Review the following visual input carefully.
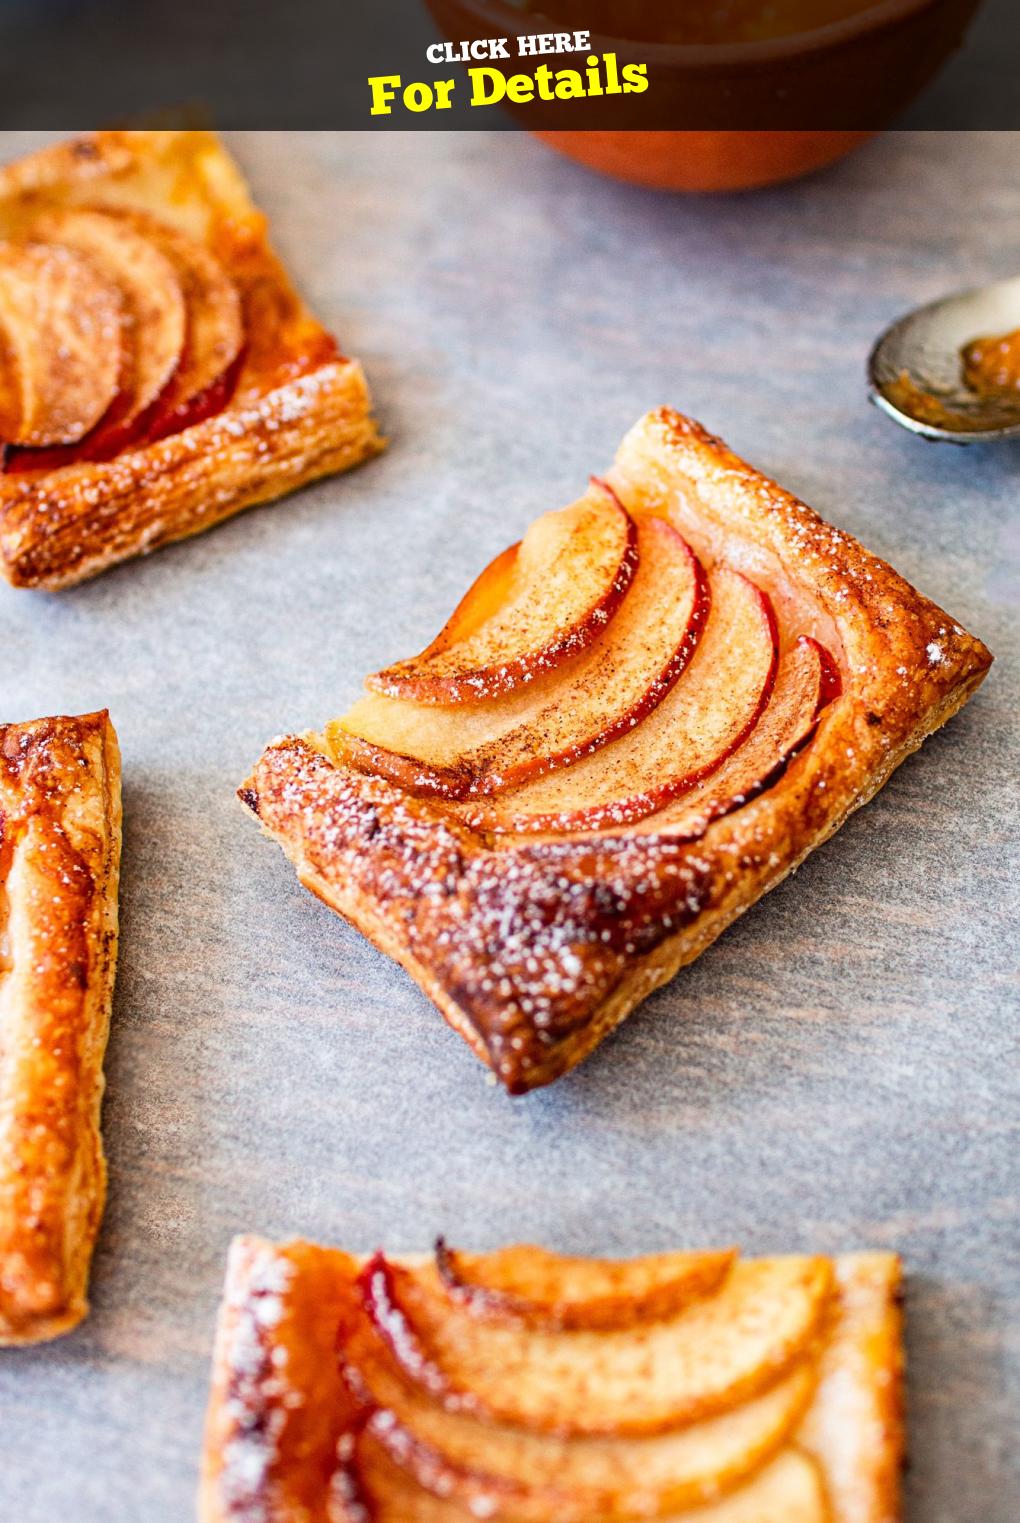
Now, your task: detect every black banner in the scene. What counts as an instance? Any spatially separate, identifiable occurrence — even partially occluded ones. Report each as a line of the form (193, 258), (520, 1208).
(0, 0), (1016, 129)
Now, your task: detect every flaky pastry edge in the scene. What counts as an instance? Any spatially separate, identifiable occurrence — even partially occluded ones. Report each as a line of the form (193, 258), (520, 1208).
(0, 709), (121, 1344)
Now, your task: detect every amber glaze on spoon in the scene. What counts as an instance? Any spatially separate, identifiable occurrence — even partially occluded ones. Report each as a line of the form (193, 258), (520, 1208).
(869, 274), (1020, 444)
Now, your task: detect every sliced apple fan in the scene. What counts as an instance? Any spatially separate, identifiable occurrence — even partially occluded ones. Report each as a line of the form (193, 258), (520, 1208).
(332, 486), (828, 826)
(242, 409), (992, 1091)
(336, 507), (710, 800)
(0, 204), (242, 467)
(201, 1237), (905, 1523)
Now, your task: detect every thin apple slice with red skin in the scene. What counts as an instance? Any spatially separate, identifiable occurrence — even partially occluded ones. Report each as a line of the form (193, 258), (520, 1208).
(359, 1252), (833, 1437)
(3, 208), (187, 472)
(368, 482), (639, 704)
(466, 566), (778, 836)
(340, 1297), (816, 1522)
(0, 241), (121, 446)
(365, 1368), (817, 1523)
(107, 209), (243, 442)
(331, 518), (709, 800)
(148, 342), (246, 441)
(6, 208), (245, 469)
(356, 1256), (453, 1406)
(330, 1429), (828, 1523)
(626, 637), (841, 841)
(434, 1240), (736, 1332)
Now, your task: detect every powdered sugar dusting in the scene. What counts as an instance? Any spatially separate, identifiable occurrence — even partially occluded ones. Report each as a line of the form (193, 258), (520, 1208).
(216, 1243), (297, 1519)
(249, 739), (716, 1092)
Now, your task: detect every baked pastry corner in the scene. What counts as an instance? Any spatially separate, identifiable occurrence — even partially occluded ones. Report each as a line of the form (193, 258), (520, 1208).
(200, 1235), (904, 1522)
(0, 709), (121, 1344)
(240, 408), (991, 1092)
(0, 130), (383, 589)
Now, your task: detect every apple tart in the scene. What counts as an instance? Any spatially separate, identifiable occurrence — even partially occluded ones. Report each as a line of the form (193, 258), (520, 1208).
(0, 130), (383, 589)
(0, 710), (121, 1344)
(240, 408), (992, 1092)
(200, 1235), (904, 1522)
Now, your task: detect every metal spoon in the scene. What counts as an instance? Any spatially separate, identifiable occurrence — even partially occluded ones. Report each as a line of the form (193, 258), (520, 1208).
(869, 274), (1020, 444)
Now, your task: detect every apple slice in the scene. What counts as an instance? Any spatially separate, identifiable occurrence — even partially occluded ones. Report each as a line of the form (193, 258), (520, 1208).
(331, 1430), (828, 1523)
(3, 210), (242, 470)
(466, 566), (778, 835)
(368, 482), (639, 704)
(331, 518), (709, 800)
(342, 1306), (816, 1522)
(627, 637), (839, 840)
(359, 1253), (833, 1436)
(365, 1367), (816, 1523)
(3, 207), (186, 471)
(0, 241), (121, 446)
(110, 209), (243, 441)
(434, 1240), (736, 1331)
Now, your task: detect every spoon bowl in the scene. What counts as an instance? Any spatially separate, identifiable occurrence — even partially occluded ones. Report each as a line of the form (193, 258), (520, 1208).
(869, 275), (1020, 444)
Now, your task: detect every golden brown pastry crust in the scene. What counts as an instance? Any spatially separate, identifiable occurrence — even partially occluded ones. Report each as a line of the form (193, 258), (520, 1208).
(0, 131), (383, 589)
(241, 408), (992, 1093)
(201, 1237), (363, 1522)
(0, 710), (121, 1344)
(199, 1237), (904, 1523)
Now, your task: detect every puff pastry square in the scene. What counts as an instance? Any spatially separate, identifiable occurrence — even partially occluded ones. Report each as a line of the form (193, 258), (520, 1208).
(240, 408), (992, 1092)
(0, 130), (383, 589)
(0, 709), (121, 1344)
(200, 1235), (904, 1523)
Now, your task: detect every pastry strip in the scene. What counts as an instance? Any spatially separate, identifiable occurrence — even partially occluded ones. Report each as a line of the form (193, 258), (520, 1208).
(0, 710), (121, 1344)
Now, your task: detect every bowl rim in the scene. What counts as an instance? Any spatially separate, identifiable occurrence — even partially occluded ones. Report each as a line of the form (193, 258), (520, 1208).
(440, 0), (954, 67)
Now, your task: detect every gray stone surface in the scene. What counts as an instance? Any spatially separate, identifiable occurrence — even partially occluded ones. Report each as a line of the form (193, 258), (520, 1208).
(0, 130), (1017, 1522)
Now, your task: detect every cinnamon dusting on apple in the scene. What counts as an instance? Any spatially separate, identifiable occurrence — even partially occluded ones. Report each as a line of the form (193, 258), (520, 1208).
(2, 206), (245, 473)
(434, 1238), (737, 1332)
(0, 241), (122, 449)
(336, 515), (711, 800)
(369, 480), (639, 705)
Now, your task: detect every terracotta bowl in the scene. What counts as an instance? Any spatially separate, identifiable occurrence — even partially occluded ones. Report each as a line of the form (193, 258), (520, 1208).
(424, 0), (983, 190)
